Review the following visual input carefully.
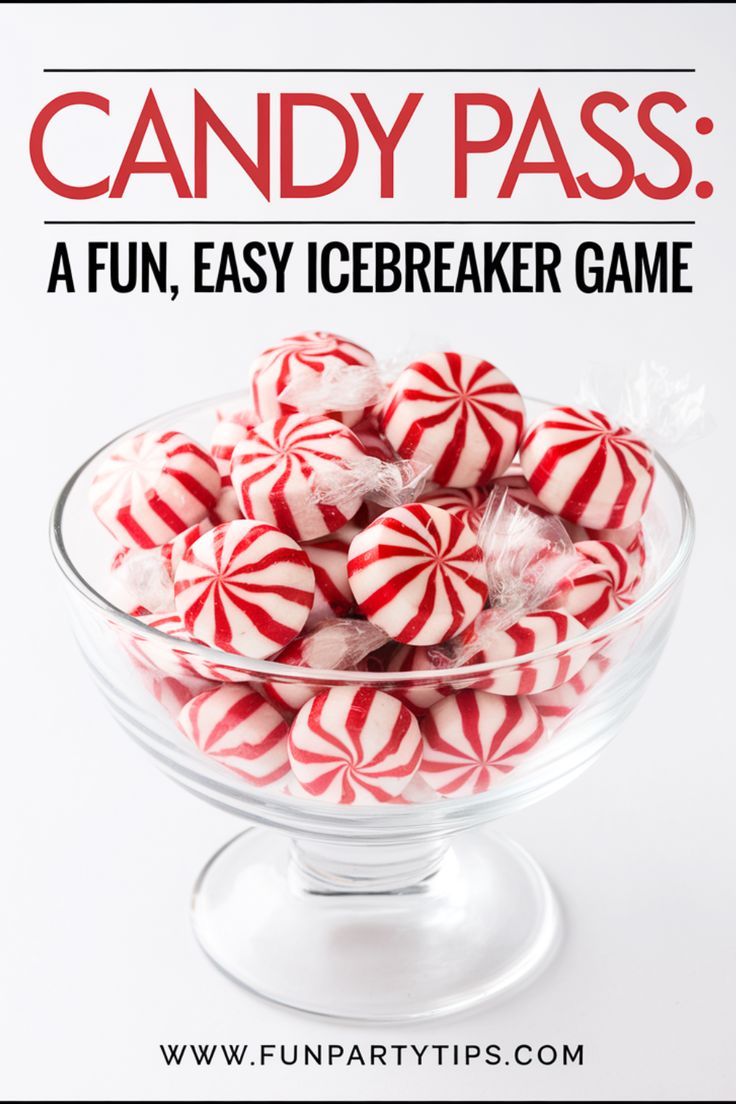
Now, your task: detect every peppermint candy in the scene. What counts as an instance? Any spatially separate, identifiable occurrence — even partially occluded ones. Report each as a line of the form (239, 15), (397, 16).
(123, 612), (200, 679)
(380, 353), (525, 487)
(109, 520), (214, 617)
(209, 410), (256, 484)
(418, 486), (488, 534)
(179, 684), (290, 787)
(347, 503), (488, 645)
(385, 644), (452, 714)
(519, 407), (655, 529)
(491, 471), (551, 516)
(351, 416), (395, 461)
(134, 665), (216, 718)
(288, 686), (422, 804)
(455, 609), (590, 695)
(248, 331), (379, 427)
(561, 540), (639, 628)
(301, 520), (359, 624)
(419, 690), (544, 797)
(174, 520), (315, 658)
(261, 620), (388, 716)
(530, 653), (611, 731)
(231, 414), (367, 542)
(90, 430), (221, 548)
(208, 486), (243, 525)
(563, 520), (646, 576)
(164, 519), (214, 575)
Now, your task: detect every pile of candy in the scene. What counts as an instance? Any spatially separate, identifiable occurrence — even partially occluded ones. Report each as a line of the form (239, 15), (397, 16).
(91, 331), (656, 805)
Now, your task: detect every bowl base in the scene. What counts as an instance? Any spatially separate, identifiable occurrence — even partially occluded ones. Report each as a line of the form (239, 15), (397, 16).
(191, 827), (561, 1022)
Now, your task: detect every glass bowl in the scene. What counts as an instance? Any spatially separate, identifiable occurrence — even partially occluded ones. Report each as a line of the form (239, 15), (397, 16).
(50, 391), (694, 1021)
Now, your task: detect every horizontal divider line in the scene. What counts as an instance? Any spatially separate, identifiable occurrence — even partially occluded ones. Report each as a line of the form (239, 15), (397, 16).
(43, 219), (697, 226)
(42, 67), (697, 74)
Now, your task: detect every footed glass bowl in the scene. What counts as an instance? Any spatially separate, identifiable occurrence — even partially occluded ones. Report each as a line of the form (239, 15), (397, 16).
(50, 392), (694, 1021)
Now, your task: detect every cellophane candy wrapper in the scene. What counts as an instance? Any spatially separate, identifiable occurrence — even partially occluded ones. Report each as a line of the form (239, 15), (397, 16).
(278, 360), (385, 416)
(577, 360), (709, 450)
(430, 488), (581, 668)
(275, 332), (450, 426)
(111, 548), (175, 614)
(308, 455), (431, 512)
(284, 619), (389, 670)
(477, 488), (580, 620)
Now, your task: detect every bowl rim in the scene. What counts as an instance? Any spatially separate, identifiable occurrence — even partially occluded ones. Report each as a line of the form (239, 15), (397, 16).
(49, 388), (696, 687)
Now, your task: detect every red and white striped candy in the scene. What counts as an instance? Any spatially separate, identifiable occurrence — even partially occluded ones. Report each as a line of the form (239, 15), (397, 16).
(456, 609), (590, 695)
(123, 612), (200, 678)
(90, 430), (221, 548)
(164, 519), (213, 575)
(380, 353), (525, 487)
(134, 664), (216, 718)
(419, 690), (544, 797)
(491, 471), (551, 516)
(231, 414), (367, 542)
(208, 486), (243, 525)
(530, 653), (611, 731)
(418, 486), (488, 534)
(563, 520), (646, 577)
(351, 416), (395, 461)
(209, 410), (257, 485)
(261, 653), (374, 717)
(109, 520), (215, 617)
(174, 520), (315, 658)
(124, 611), (252, 683)
(249, 331), (378, 427)
(302, 520), (359, 623)
(261, 620), (388, 716)
(348, 503), (489, 645)
(288, 686), (422, 804)
(519, 407), (655, 529)
(179, 684), (290, 787)
(258, 645), (322, 716)
(561, 540), (639, 628)
(385, 644), (452, 713)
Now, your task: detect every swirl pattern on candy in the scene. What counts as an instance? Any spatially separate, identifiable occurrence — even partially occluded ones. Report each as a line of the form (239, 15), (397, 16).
(351, 416), (396, 461)
(301, 520), (359, 623)
(121, 611), (250, 683)
(531, 652), (611, 731)
(347, 503), (489, 645)
(231, 413), (367, 542)
(208, 486), (244, 525)
(563, 519), (646, 576)
(248, 331), (378, 427)
(418, 486), (488, 534)
(209, 410), (257, 485)
(288, 686), (423, 804)
(261, 620), (388, 717)
(91, 430), (221, 548)
(561, 539), (640, 629)
(454, 609), (590, 695)
(123, 612), (200, 678)
(380, 353), (525, 487)
(419, 690), (544, 796)
(385, 644), (453, 714)
(174, 520), (315, 658)
(179, 684), (290, 787)
(519, 407), (655, 529)
(134, 666), (216, 718)
(491, 471), (550, 516)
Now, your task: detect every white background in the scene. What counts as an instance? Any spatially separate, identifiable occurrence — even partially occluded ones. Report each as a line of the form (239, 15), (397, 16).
(1, 3), (735, 1100)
